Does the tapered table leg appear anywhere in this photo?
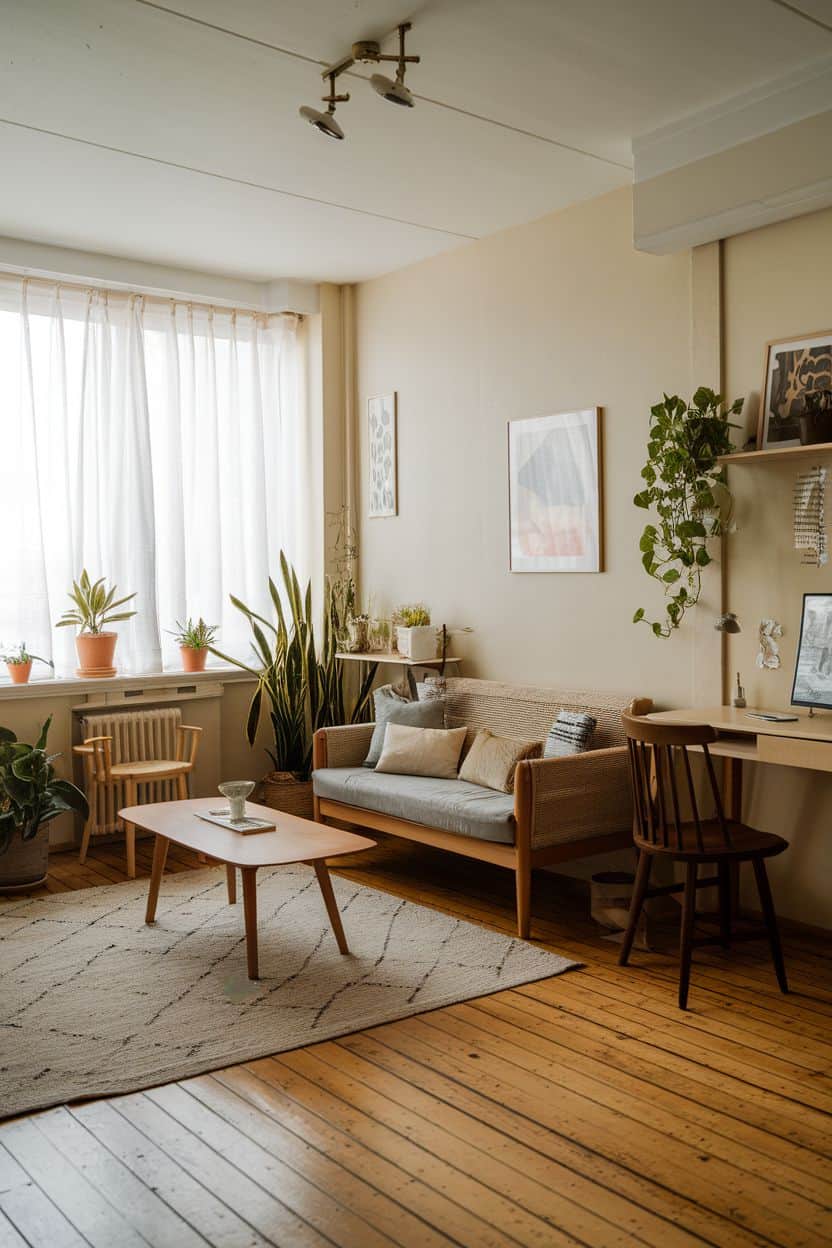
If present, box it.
[241,867,259,979]
[225,864,237,905]
[145,834,170,923]
[314,860,349,954]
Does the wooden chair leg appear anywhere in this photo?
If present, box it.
[124,780,137,879]
[678,861,698,1010]
[177,773,188,801]
[618,850,652,966]
[752,856,788,994]
[718,862,732,950]
[79,777,96,865]
[226,863,237,905]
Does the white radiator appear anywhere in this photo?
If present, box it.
[79,706,182,834]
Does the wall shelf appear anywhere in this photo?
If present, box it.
[719,442,832,466]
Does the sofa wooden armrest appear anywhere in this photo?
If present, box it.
[313,723,375,771]
[516,746,633,851]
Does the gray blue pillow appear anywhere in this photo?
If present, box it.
[543,710,597,758]
[363,686,445,768]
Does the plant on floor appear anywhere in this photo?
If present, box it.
[0,717,88,888]
[212,552,375,782]
[56,570,137,677]
[633,388,741,639]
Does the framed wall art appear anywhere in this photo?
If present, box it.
[758,330,832,450]
[508,407,603,573]
[368,392,398,518]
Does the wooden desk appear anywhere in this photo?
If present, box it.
[648,705,832,820]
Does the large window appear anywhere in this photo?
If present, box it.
[0,277,309,675]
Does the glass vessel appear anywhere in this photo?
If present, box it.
[218,779,255,822]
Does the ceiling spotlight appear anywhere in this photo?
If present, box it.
[370,73,413,107]
[299,23,420,140]
[299,73,349,140]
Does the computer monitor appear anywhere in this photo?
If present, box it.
[791,592,832,711]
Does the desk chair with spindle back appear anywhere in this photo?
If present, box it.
[620,713,789,1009]
[74,724,202,877]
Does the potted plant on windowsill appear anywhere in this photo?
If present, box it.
[170,618,217,673]
[0,716,88,892]
[1,644,54,686]
[56,571,137,677]
[395,604,435,661]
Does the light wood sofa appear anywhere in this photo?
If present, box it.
[312,677,652,938]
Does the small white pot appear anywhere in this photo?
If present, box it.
[395,625,437,662]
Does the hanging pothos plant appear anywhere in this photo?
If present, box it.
[633,387,741,639]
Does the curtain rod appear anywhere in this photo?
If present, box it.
[0,268,302,321]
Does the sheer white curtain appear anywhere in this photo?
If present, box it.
[0,276,308,674]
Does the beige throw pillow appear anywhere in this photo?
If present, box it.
[375,722,468,779]
[458,727,542,793]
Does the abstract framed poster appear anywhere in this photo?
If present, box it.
[508,407,603,573]
[758,330,832,450]
[368,392,398,518]
[791,592,832,711]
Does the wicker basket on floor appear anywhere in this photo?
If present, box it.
[259,772,314,820]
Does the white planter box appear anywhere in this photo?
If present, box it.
[396,625,437,662]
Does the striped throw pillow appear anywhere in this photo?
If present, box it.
[543,711,597,758]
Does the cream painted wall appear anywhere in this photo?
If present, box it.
[722,205,832,930]
[356,187,695,707]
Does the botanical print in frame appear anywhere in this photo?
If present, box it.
[791,593,832,711]
[758,331,832,450]
[368,393,397,518]
[508,408,603,573]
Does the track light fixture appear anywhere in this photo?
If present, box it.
[298,22,420,139]
[298,72,349,140]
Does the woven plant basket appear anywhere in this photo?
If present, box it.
[259,772,314,819]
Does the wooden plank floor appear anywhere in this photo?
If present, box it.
[1,836,830,1248]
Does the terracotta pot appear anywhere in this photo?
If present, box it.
[0,824,49,892]
[75,631,118,678]
[6,660,32,685]
[180,646,208,673]
[260,772,314,820]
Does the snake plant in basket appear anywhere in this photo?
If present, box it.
[212,553,375,816]
[0,716,88,890]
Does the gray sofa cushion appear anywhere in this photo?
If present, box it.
[363,687,445,768]
[313,767,516,845]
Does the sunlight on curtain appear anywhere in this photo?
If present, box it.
[0,276,308,674]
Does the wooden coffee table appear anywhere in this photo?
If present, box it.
[121,797,375,979]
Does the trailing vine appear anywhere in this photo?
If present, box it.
[633,387,741,639]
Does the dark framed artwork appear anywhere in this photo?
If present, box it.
[791,592,832,711]
[758,331,832,450]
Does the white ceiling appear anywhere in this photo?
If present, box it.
[1,0,831,283]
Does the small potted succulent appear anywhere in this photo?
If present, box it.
[395,604,436,661]
[170,617,217,672]
[0,716,88,891]
[1,643,53,686]
[56,570,136,677]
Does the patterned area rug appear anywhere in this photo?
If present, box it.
[0,865,578,1119]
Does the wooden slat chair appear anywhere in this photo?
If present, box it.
[620,713,789,1009]
[75,725,202,878]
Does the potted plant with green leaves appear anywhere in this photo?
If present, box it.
[212,552,374,817]
[170,618,217,673]
[1,643,54,686]
[56,570,136,677]
[633,388,741,638]
[395,604,435,661]
[0,716,88,891]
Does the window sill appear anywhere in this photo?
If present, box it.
[0,666,257,703]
